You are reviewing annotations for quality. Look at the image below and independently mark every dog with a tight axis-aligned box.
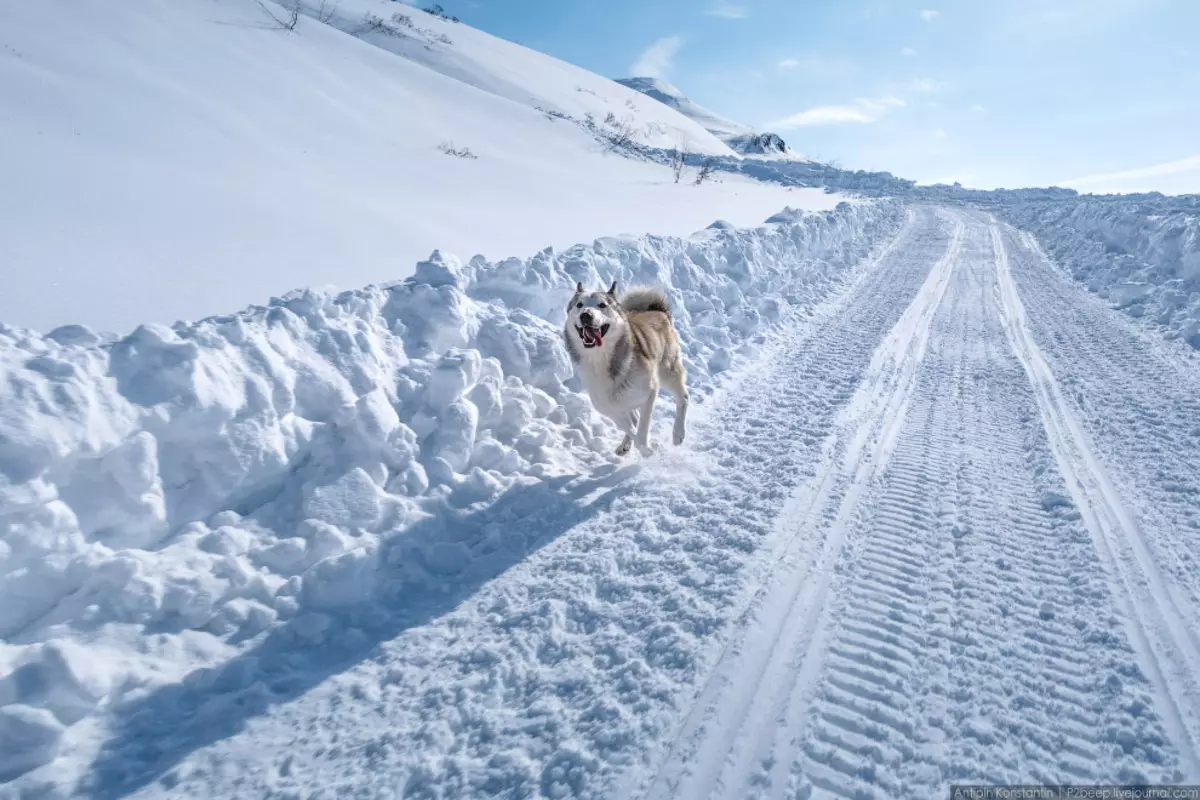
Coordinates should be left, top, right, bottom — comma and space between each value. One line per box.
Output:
564, 280, 689, 456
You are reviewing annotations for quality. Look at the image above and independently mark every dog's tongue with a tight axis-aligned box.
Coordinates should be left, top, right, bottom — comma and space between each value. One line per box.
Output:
592, 327, 603, 347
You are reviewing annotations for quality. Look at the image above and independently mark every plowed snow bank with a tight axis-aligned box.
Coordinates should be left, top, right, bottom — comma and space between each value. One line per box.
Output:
0, 200, 903, 785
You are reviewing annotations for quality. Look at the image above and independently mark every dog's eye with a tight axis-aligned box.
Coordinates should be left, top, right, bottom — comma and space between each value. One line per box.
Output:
597, 302, 607, 309
576, 302, 583, 309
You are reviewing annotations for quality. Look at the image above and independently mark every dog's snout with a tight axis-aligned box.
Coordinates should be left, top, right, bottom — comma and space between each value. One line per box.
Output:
579, 310, 595, 326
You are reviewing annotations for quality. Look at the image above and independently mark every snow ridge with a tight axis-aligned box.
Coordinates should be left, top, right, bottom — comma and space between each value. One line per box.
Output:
0, 200, 902, 791
993, 198, 1200, 349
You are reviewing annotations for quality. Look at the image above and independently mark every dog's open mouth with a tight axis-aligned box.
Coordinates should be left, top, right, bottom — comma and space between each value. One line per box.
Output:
576, 323, 610, 348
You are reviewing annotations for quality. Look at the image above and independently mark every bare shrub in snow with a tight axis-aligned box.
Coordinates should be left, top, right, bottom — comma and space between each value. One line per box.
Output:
695, 159, 716, 186
422, 3, 459, 21
438, 141, 477, 159
360, 12, 407, 36
257, 0, 300, 30
316, 0, 339, 23
670, 148, 686, 184
603, 115, 637, 153
391, 12, 413, 28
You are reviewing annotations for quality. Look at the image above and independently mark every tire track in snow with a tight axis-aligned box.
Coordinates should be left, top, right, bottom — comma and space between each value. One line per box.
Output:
638, 210, 1187, 800
997, 219, 1200, 661
781, 217, 1181, 798
631, 208, 965, 800
991, 221, 1200, 779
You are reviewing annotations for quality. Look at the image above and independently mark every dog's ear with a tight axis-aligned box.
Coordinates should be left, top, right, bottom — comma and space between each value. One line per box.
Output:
607, 280, 617, 297
575, 281, 584, 294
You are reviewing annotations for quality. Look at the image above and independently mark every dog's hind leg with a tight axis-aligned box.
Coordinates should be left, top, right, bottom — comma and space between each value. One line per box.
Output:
660, 362, 689, 446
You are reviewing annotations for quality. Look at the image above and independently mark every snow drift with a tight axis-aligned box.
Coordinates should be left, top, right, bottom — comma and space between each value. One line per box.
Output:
996, 197, 1200, 348
0, 200, 903, 789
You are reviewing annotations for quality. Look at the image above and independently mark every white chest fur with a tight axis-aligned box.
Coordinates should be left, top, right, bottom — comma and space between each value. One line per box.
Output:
575, 340, 652, 417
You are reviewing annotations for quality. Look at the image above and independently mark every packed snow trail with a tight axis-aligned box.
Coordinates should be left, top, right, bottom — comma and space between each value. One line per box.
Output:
631, 209, 1199, 799
63, 207, 1200, 798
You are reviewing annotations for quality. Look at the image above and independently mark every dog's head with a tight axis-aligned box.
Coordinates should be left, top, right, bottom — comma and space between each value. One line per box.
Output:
566, 281, 624, 350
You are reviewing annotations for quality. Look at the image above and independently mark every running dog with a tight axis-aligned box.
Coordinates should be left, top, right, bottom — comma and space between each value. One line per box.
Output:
564, 281, 689, 456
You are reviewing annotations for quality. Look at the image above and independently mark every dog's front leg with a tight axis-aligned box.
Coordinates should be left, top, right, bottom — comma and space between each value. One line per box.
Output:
635, 388, 657, 455
615, 411, 638, 456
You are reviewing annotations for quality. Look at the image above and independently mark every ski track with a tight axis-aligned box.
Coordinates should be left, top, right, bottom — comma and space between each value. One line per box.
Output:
66, 206, 1200, 799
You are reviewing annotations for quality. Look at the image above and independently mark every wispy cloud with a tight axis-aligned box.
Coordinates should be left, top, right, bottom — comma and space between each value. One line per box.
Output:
1063, 154, 1200, 187
933, 128, 948, 139
631, 36, 683, 79
971, 103, 987, 113
768, 96, 904, 129
920, 9, 940, 20
774, 53, 856, 79
705, 4, 748, 19
901, 46, 918, 57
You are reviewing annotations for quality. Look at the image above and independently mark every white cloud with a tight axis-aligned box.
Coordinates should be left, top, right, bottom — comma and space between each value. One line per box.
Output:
920, 9, 940, 20
1063, 154, 1200, 187
933, 128, 948, 139
705, 4, 748, 19
778, 58, 799, 70
630, 36, 683, 79
769, 106, 876, 128
768, 96, 905, 129
901, 46, 919, 57
971, 103, 987, 113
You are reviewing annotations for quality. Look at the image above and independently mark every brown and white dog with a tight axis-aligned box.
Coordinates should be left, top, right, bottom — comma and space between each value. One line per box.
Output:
564, 281, 689, 456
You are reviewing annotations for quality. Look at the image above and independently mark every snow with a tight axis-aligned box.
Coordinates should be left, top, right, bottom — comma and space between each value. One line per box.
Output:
0, 198, 902, 796
618, 77, 805, 160
993, 196, 1200, 349
5, 1, 1200, 796
615, 78, 753, 140
5, 204, 1193, 798
0, 0, 837, 335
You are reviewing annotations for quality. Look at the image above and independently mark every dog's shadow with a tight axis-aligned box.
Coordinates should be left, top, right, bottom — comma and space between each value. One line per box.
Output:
83, 464, 639, 798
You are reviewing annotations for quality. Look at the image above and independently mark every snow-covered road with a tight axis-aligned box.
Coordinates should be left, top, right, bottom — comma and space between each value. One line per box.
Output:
73, 207, 1200, 798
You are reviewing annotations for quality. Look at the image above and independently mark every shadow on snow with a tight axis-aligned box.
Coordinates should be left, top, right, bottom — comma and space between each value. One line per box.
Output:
84, 464, 639, 797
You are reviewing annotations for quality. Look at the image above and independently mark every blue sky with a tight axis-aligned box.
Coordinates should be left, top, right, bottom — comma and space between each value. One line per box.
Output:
438, 0, 1199, 193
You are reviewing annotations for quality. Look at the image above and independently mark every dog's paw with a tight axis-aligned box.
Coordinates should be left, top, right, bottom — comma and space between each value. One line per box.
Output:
637, 441, 660, 457
616, 436, 633, 456
673, 428, 685, 446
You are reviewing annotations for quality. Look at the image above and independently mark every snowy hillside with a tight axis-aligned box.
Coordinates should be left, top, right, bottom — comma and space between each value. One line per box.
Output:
0, 0, 836, 335
616, 78, 753, 139
0, 200, 902, 794
316, 3, 733, 157
618, 77, 802, 160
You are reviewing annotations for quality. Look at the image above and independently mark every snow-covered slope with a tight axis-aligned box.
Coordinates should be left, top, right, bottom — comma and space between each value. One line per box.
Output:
0, 0, 836, 335
0, 200, 902, 793
618, 77, 804, 160
322, 4, 734, 157
616, 77, 753, 139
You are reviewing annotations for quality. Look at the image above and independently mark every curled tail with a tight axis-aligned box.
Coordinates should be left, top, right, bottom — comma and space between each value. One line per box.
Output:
620, 285, 671, 318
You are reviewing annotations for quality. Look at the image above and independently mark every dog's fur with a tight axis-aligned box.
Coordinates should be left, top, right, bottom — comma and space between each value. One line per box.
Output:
564, 280, 689, 456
